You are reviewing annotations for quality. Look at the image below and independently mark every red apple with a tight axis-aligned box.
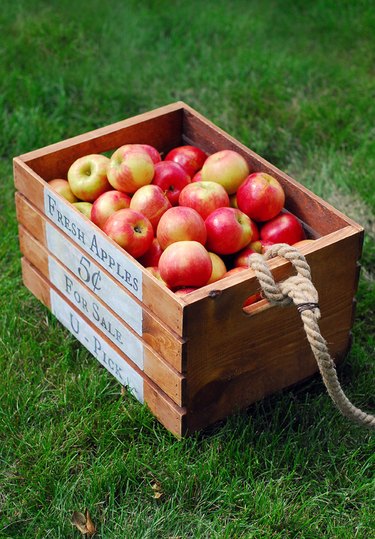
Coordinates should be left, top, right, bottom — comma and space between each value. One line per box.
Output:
207, 252, 227, 284
191, 170, 202, 182
260, 212, 304, 245
159, 241, 212, 288
236, 172, 285, 222
137, 238, 163, 267
72, 202, 92, 219
178, 181, 230, 220
113, 143, 161, 164
164, 145, 208, 178
67, 154, 111, 202
103, 208, 154, 258
152, 161, 191, 206
157, 206, 207, 250
234, 242, 263, 267
107, 145, 154, 193
91, 190, 131, 230
205, 207, 253, 255
243, 293, 262, 307
130, 184, 171, 230
201, 150, 249, 194
250, 219, 260, 241
48, 179, 78, 203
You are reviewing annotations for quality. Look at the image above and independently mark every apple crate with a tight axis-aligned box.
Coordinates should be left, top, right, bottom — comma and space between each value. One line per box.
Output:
13, 102, 363, 436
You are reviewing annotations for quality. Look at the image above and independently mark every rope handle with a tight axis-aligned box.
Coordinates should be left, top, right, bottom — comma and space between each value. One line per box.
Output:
248, 243, 375, 429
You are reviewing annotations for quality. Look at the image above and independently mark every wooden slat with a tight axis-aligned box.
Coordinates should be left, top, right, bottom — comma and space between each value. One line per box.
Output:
21, 257, 186, 437
18, 226, 185, 405
15, 193, 186, 372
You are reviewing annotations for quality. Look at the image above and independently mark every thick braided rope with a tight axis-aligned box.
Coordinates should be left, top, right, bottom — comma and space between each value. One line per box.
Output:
248, 243, 375, 429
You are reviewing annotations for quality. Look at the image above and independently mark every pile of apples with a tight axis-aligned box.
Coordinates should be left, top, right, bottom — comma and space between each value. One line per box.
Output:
49, 143, 312, 298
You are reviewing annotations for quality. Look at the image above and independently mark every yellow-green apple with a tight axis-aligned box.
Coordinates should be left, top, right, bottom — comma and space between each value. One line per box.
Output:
237, 172, 285, 221
130, 184, 171, 231
260, 212, 304, 245
48, 179, 79, 203
178, 181, 229, 220
67, 154, 111, 202
152, 161, 190, 206
234, 242, 263, 267
207, 252, 227, 284
72, 202, 92, 219
157, 206, 207, 250
137, 238, 163, 268
205, 207, 253, 255
91, 190, 131, 230
164, 145, 208, 178
201, 150, 249, 194
107, 145, 154, 194
103, 208, 154, 258
159, 241, 212, 288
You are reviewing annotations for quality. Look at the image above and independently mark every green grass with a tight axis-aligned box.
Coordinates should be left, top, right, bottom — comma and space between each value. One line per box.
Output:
0, 0, 374, 537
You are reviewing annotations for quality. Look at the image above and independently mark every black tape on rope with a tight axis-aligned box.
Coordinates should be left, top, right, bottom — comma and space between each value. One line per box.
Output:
296, 302, 320, 313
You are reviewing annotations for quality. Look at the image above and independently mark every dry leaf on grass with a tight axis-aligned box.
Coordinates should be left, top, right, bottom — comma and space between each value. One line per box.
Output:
71, 509, 97, 536
151, 481, 163, 499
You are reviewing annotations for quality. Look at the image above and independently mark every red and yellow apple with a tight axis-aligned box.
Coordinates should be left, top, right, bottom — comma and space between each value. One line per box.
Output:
137, 238, 163, 268
157, 206, 207, 250
205, 207, 253, 255
159, 241, 212, 288
236, 172, 285, 222
107, 145, 154, 193
67, 154, 111, 202
164, 145, 208, 178
152, 161, 191, 206
91, 190, 131, 230
103, 208, 154, 258
130, 184, 171, 230
207, 252, 227, 284
178, 181, 230, 220
48, 179, 78, 203
201, 150, 249, 194
260, 212, 304, 245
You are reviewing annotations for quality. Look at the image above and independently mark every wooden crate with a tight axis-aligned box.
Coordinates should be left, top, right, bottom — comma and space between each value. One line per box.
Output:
13, 102, 363, 436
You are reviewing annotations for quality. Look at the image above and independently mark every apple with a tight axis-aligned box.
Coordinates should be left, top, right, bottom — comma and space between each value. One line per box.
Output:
178, 181, 230, 220
48, 179, 78, 203
164, 145, 208, 178
236, 172, 285, 222
91, 190, 131, 230
130, 184, 171, 230
159, 241, 212, 288
243, 293, 262, 307
107, 145, 154, 193
72, 202, 92, 219
152, 161, 191, 206
201, 150, 249, 194
137, 238, 163, 268
260, 240, 275, 253
175, 287, 198, 296
207, 252, 227, 284
205, 207, 253, 255
157, 206, 207, 250
191, 171, 202, 182
146, 266, 167, 285
260, 212, 304, 245
113, 143, 161, 164
103, 208, 154, 258
250, 219, 260, 241
234, 242, 263, 267
67, 154, 111, 202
